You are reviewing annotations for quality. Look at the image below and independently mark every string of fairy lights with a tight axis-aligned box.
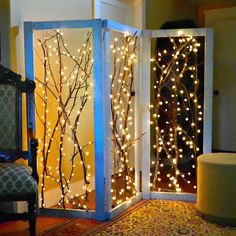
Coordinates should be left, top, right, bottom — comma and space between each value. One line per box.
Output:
150, 33, 204, 193
36, 30, 94, 209
36, 29, 139, 210
35, 28, 201, 211
109, 32, 139, 208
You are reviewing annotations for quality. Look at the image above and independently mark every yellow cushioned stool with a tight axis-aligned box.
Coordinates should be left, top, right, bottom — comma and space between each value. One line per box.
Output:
197, 153, 236, 226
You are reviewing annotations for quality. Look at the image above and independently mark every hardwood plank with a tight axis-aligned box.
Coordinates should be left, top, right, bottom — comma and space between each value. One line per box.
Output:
0, 216, 69, 236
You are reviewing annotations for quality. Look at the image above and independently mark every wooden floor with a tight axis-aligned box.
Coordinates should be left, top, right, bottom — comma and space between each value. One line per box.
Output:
0, 191, 96, 236
0, 217, 70, 236
0, 177, 198, 235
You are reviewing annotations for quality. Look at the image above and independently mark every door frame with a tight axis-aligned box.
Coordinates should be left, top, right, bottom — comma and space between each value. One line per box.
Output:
202, 5, 236, 152
198, 2, 236, 27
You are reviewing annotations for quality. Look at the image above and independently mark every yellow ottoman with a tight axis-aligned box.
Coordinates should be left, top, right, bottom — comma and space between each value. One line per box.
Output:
197, 153, 236, 226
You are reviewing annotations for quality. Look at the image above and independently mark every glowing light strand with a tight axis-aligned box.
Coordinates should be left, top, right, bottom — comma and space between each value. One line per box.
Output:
150, 35, 203, 193
110, 33, 140, 207
36, 30, 94, 209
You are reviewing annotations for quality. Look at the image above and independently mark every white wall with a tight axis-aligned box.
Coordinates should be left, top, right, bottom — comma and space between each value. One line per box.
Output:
146, 0, 198, 29
94, 0, 144, 28
133, 0, 145, 29
10, 0, 145, 74
10, 0, 93, 75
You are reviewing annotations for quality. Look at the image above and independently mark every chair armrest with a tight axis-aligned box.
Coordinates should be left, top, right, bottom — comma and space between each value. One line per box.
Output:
29, 137, 39, 184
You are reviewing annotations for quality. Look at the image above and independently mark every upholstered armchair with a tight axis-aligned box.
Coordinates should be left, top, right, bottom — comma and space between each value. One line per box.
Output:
0, 65, 38, 236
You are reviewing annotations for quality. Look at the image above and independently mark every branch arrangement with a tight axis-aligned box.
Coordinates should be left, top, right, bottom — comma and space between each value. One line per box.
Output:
150, 35, 204, 193
109, 33, 139, 207
36, 29, 141, 210
36, 30, 94, 209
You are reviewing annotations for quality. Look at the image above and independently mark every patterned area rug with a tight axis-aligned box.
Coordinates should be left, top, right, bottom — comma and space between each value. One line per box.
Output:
41, 200, 236, 236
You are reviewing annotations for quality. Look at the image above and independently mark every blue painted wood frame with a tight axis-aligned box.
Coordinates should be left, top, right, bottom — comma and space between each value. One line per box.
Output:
102, 28, 111, 218
92, 19, 106, 221
32, 19, 99, 30
24, 19, 106, 220
101, 20, 141, 218
24, 19, 141, 221
103, 19, 142, 37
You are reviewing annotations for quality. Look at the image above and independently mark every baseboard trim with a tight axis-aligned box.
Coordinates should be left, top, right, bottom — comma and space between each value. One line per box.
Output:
39, 178, 95, 208
150, 192, 196, 202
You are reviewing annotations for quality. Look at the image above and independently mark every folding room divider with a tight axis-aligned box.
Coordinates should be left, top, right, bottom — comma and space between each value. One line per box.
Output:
24, 19, 213, 220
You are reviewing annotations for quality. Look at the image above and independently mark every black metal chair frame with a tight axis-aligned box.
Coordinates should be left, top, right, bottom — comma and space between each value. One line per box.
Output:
0, 65, 38, 236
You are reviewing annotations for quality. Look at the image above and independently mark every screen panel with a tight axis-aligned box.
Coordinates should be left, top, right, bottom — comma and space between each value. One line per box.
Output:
150, 34, 205, 194
109, 31, 139, 208
34, 28, 95, 210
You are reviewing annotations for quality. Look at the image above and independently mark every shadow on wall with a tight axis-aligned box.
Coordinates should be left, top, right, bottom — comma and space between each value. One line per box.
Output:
146, 0, 198, 29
